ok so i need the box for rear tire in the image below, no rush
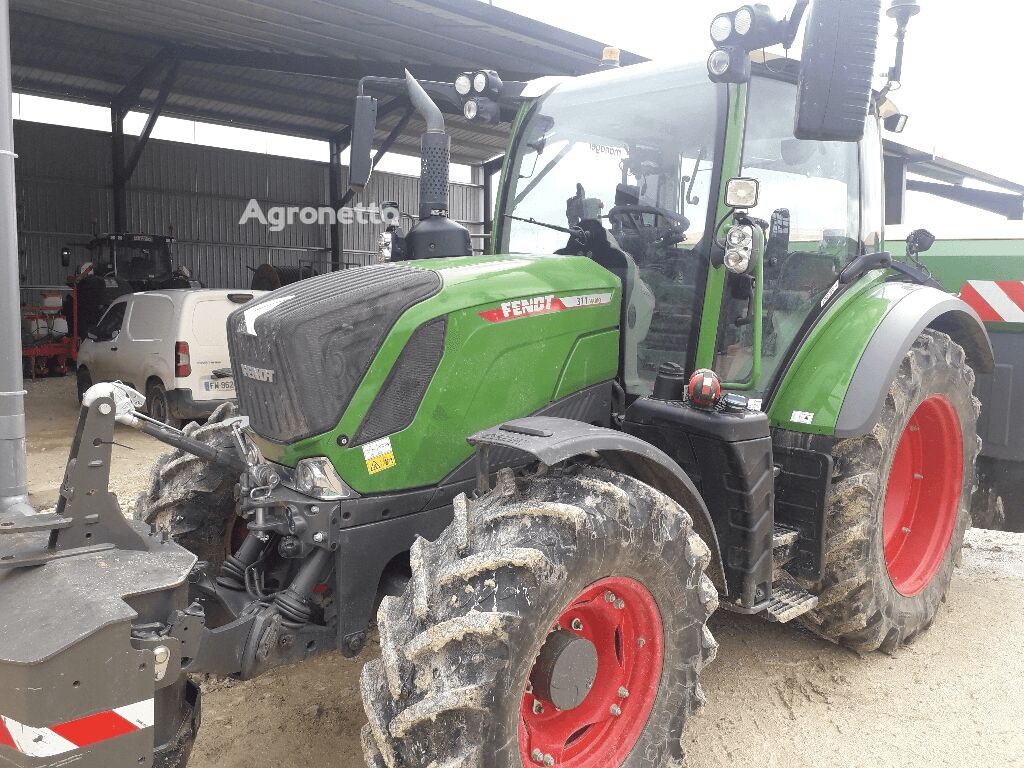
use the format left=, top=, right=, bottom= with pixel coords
left=360, top=465, right=718, bottom=768
left=797, top=330, right=980, bottom=653
left=134, top=401, right=242, bottom=568
left=147, top=380, right=182, bottom=429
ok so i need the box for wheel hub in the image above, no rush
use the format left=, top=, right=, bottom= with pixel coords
left=883, top=395, right=963, bottom=596
left=530, top=630, right=598, bottom=712
left=519, top=576, right=664, bottom=768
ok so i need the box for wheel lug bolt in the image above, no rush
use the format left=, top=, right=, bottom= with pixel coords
left=571, top=618, right=583, bottom=632
left=902, top=526, right=911, bottom=535
left=531, top=748, right=543, bottom=763
left=533, top=700, right=544, bottom=715
left=543, top=756, right=554, bottom=767
left=610, top=704, right=622, bottom=717
left=614, top=599, right=625, bottom=610
left=618, top=687, right=629, bottom=698
left=637, top=637, right=646, bottom=648
left=604, top=591, right=617, bottom=603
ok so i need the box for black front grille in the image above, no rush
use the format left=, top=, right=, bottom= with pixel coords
left=352, top=317, right=447, bottom=446
left=228, top=265, right=442, bottom=444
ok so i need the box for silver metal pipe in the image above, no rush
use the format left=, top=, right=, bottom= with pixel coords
left=404, top=70, right=445, bottom=133
left=0, top=0, right=33, bottom=518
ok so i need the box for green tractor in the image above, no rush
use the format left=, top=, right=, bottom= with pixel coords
left=0, top=2, right=998, bottom=767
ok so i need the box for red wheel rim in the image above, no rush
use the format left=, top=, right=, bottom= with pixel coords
left=882, top=395, right=963, bottom=597
left=519, top=576, right=664, bottom=768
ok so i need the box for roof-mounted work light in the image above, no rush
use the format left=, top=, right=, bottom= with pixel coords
left=708, top=3, right=789, bottom=84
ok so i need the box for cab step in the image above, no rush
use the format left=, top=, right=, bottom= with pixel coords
left=765, top=583, right=818, bottom=623
left=772, top=524, right=800, bottom=568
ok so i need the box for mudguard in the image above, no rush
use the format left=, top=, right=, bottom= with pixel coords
left=769, top=280, right=994, bottom=437
left=467, top=416, right=727, bottom=594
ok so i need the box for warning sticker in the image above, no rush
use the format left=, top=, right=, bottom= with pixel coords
left=362, top=437, right=397, bottom=475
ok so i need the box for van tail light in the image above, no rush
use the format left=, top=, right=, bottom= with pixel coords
left=175, top=341, right=192, bottom=377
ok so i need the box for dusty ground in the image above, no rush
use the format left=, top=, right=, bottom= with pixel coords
left=24, top=375, right=1024, bottom=768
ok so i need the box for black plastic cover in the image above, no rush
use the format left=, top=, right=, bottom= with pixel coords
left=228, top=265, right=442, bottom=444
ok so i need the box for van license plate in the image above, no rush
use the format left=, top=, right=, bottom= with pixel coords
left=204, top=379, right=235, bottom=393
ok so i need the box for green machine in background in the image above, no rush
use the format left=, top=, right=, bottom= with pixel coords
left=1, top=2, right=1019, bottom=768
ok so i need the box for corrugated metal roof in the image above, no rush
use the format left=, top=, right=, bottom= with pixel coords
left=10, top=0, right=644, bottom=164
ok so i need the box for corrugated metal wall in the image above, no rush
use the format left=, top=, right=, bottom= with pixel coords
left=14, top=122, right=484, bottom=289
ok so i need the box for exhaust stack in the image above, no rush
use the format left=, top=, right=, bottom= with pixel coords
left=403, top=70, right=471, bottom=260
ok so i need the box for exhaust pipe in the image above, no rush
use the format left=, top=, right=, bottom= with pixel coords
left=0, top=0, right=33, bottom=520
left=402, top=70, right=471, bottom=259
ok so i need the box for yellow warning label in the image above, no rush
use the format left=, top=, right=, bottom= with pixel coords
left=362, top=437, right=397, bottom=475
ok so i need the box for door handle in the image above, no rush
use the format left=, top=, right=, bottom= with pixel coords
left=110, top=346, right=118, bottom=352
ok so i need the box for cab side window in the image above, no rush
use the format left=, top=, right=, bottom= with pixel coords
left=94, top=302, right=126, bottom=341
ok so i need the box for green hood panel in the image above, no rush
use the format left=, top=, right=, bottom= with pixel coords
left=256, top=255, right=621, bottom=494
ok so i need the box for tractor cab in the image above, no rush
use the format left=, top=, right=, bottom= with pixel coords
left=83, top=233, right=197, bottom=291
left=494, top=56, right=875, bottom=409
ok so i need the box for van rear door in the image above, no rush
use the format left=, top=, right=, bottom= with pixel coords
left=186, top=294, right=253, bottom=401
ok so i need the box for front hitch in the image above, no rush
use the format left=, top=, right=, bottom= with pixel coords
left=0, top=386, right=203, bottom=768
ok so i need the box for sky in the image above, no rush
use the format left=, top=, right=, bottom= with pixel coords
left=10, top=1, right=1022, bottom=205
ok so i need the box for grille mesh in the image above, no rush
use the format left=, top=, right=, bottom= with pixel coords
left=352, top=317, right=447, bottom=446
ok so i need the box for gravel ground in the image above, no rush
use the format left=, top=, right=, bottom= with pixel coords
left=23, top=376, right=1024, bottom=768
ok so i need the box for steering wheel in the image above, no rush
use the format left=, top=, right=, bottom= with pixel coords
left=608, top=204, right=689, bottom=231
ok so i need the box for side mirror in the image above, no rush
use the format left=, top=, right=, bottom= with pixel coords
left=61, top=247, right=72, bottom=268
left=883, top=113, right=909, bottom=133
left=348, top=95, right=378, bottom=190
left=85, top=327, right=99, bottom=341
left=795, top=0, right=882, bottom=142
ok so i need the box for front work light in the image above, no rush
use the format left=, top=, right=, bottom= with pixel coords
left=710, top=13, right=734, bottom=43
left=455, top=72, right=473, bottom=96
left=725, top=177, right=760, bottom=209
left=471, top=69, right=503, bottom=96
left=709, top=4, right=783, bottom=49
left=464, top=97, right=501, bottom=124
left=707, top=47, right=751, bottom=84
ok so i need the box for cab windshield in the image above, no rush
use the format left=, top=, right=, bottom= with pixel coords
left=498, top=65, right=726, bottom=394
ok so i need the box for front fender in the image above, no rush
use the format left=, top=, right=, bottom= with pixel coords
left=769, top=280, right=993, bottom=437
left=467, top=416, right=727, bottom=594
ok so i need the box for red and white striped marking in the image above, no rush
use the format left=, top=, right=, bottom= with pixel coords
left=960, top=281, right=1024, bottom=323
left=0, top=700, right=153, bottom=757
left=478, top=292, right=613, bottom=323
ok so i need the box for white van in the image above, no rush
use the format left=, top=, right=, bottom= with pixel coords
left=76, top=289, right=264, bottom=426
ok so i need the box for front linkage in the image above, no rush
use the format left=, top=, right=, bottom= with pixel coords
left=0, top=382, right=392, bottom=767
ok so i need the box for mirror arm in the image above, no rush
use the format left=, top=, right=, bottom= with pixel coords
left=783, top=0, right=810, bottom=48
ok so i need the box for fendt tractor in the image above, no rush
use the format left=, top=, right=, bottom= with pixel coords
left=1, top=1, right=1018, bottom=767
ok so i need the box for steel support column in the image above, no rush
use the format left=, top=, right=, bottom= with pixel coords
left=111, top=105, right=127, bottom=233
left=0, top=0, right=33, bottom=518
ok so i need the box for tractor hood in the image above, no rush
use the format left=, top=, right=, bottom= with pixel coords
left=229, top=255, right=620, bottom=494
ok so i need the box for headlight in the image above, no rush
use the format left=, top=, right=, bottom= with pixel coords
left=291, top=457, right=355, bottom=500
left=724, top=224, right=755, bottom=274
left=378, top=231, right=393, bottom=263
left=710, top=13, right=734, bottom=43
left=454, top=73, right=473, bottom=96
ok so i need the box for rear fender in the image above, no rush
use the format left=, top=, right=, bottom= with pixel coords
left=769, top=281, right=993, bottom=437
left=467, top=417, right=727, bottom=594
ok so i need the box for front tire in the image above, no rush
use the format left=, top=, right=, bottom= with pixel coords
left=360, top=465, right=718, bottom=768
left=798, top=330, right=980, bottom=653
left=134, top=401, right=242, bottom=568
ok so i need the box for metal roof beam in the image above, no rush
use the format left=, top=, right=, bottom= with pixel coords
left=906, top=179, right=1024, bottom=221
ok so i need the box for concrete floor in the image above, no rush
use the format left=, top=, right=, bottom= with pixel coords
left=22, top=375, right=1024, bottom=768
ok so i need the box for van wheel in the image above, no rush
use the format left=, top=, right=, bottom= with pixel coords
left=147, top=381, right=182, bottom=429
left=76, top=367, right=92, bottom=403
